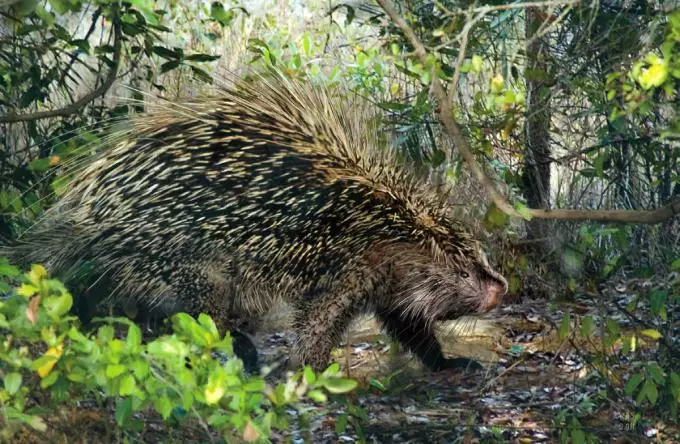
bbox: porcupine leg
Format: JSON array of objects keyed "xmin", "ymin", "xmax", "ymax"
[
  {"xmin": 290, "ymin": 296, "xmax": 356, "ymax": 372},
  {"xmin": 166, "ymin": 263, "xmax": 261, "ymax": 373},
  {"xmin": 289, "ymin": 266, "xmax": 378, "ymax": 372},
  {"xmin": 376, "ymin": 309, "xmax": 482, "ymax": 373}
]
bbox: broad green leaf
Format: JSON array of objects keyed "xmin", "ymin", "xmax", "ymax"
[
  {"xmin": 4, "ymin": 372, "xmax": 22, "ymax": 395},
  {"xmin": 43, "ymin": 292, "xmax": 73, "ymax": 319},
  {"xmin": 303, "ymin": 366, "xmax": 316, "ymax": 385},
  {"xmin": 307, "ymin": 389, "xmax": 327, "ymax": 403},
  {"xmin": 0, "ymin": 260, "xmax": 20, "ymax": 278},
  {"xmin": 119, "ymin": 375, "xmax": 136, "ymax": 396},
  {"xmin": 205, "ymin": 368, "xmax": 226, "ymax": 405},
  {"xmin": 40, "ymin": 370, "xmax": 59, "ymax": 388},
  {"xmin": 243, "ymin": 379, "xmax": 265, "ymax": 392},
  {"xmin": 647, "ymin": 363, "xmax": 664, "ymax": 384},
  {"xmin": 126, "ymin": 324, "xmax": 142, "ymax": 353},
  {"xmin": 115, "ymin": 398, "xmax": 133, "ymax": 426},
  {"xmin": 153, "ymin": 396, "xmax": 173, "ymax": 419},
  {"xmin": 639, "ymin": 379, "xmax": 658, "ymax": 406},
  {"xmin": 623, "ymin": 373, "xmax": 642, "ymax": 396},
  {"xmin": 106, "ymin": 364, "xmax": 127, "ymax": 379},
  {"xmin": 322, "ymin": 377, "xmax": 357, "ymax": 394}
]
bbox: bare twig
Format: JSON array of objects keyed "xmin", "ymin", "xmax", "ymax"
[
  {"xmin": 0, "ymin": 7, "xmax": 122, "ymax": 124},
  {"xmin": 375, "ymin": 0, "xmax": 680, "ymax": 224}
]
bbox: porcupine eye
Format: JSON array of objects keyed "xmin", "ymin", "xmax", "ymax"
[{"xmin": 460, "ymin": 271, "xmax": 470, "ymax": 278}]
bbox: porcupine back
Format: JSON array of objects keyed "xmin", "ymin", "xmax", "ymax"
[{"xmin": 4, "ymin": 70, "xmax": 495, "ymax": 324}]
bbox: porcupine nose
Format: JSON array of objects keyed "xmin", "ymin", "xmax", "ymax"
[{"xmin": 483, "ymin": 277, "xmax": 508, "ymax": 312}]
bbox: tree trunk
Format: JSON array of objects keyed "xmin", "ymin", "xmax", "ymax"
[{"xmin": 522, "ymin": 7, "xmax": 553, "ymax": 240}]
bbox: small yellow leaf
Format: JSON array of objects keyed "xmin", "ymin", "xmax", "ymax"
[
  {"xmin": 204, "ymin": 382, "xmax": 224, "ymax": 405},
  {"xmin": 491, "ymin": 74, "xmax": 504, "ymax": 93},
  {"xmin": 640, "ymin": 329, "xmax": 662, "ymax": 340},
  {"xmin": 37, "ymin": 343, "xmax": 63, "ymax": 378},
  {"xmin": 28, "ymin": 264, "xmax": 48, "ymax": 283},
  {"xmin": 16, "ymin": 283, "xmax": 38, "ymax": 298},
  {"xmin": 638, "ymin": 61, "xmax": 668, "ymax": 90}
]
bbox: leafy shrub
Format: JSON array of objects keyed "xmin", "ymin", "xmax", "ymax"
[{"xmin": 0, "ymin": 260, "xmax": 357, "ymax": 442}]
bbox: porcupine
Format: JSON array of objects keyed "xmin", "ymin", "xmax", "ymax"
[{"xmin": 3, "ymin": 70, "xmax": 508, "ymax": 373}]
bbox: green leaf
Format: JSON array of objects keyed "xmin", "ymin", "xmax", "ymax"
[
  {"xmin": 35, "ymin": 4, "xmax": 55, "ymax": 26},
  {"xmin": 130, "ymin": 0, "xmax": 161, "ymax": 25},
  {"xmin": 514, "ymin": 202, "xmax": 533, "ymax": 221},
  {"xmin": 16, "ymin": 283, "xmax": 38, "ymax": 298},
  {"xmin": 648, "ymin": 289, "xmax": 667, "ymax": 315},
  {"xmin": 172, "ymin": 313, "xmax": 210, "ymax": 347},
  {"xmin": 14, "ymin": 0, "xmax": 38, "ymax": 16},
  {"xmin": 130, "ymin": 359, "xmax": 149, "ymax": 380},
  {"xmin": 115, "ymin": 398, "xmax": 133, "ymax": 426},
  {"xmin": 322, "ymin": 377, "xmax": 357, "ymax": 394},
  {"xmin": 0, "ymin": 190, "xmax": 9, "ymax": 209},
  {"xmin": 205, "ymin": 367, "xmax": 226, "ymax": 405},
  {"xmin": 27, "ymin": 157, "xmax": 52, "ymax": 172},
  {"xmin": 334, "ymin": 413, "xmax": 348, "ymax": 434},
  {"xmin": 320, "ymin": 363, "xmax": 340, "ymax": 379},
  {"xmin": 243, "ymin": 379, "xmax": 265, "ymax": 392},
  {"xmin": 210, "ymin": 2, "xmax": 234, "ymax": 26},
  {"xmin": 197, "ymin": 313, "xmax": 219, "ymax": 341},
  {"xmin": 303, "ymin": 366, "xmax": 316, "ymax": 385},
  {"xmin": 106, "ymin": 364, "xmax": 127, "ymax": 379},
  {"xmin": 189, "ymin": 65, "xmax": 213, "ymax": 84},
  {"xmin": 184, "ymin": 53, "xmax": 220, "ymax": 62},
  {"xmin": 126, "ymin": 324, "xmax": 142, "ymax": 353},
  {"xmin": 369, "ymin": 378, "xmax": 386, "ymax": 392},
  {"xmin": 301, "ymin": 34, "xmax": 311, "ymax": 57},
  {"xmin": 43, "ymin": 292, "xmax": 73, "ymax": 319},
  {"xmin": 625, "ymin": 373, "xmax": 643, "ymax": 396},
  {"xmin": 152, "ymin": 46, "xmax": 182, "ymax": 59},
  {"xmin": 40, "ymin": 370, "xmax": 59, "ymax": 388},
  {"xmin": 0, "ymin": 260, "xmax": 21, "ymax": 278},
  {"xmin": 160, "ymin": 60, "xmax": 182, "ymax": 74},
  {"xmin": 47, "ymin": 0, "xmax": 63, "ymax": 13},
  {"xmin": 153, "ymin": 396, "xmax": 173, "ymax": 419},
  {"xmin": 640, "ymin": 379, "xmax": 658, "ymax": 406},
  {"xmin": 119, "ymin": 375, "xmax": 136, "ymax": 396},
  {"xmin": 647, "ymin": 363, "xmax": 664, "ymax": 384},
  {"xmin": 4, "ymin": 372, "xmax": 22, "ymax": 395},
  {"xmin": 670, "ymin": 258, "xmax": 680, "ymax": 271},
  {"xmin": 307, "ymin": 389, "xmax": 327, "ymax": 403}
]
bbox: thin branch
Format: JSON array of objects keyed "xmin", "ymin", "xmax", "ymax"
[
  {"xmin": 375, "ymin": 0, "xmax": 680, "ymax": 225},
  {"xmin": 0, "ymin": 7, "xmax": 121, "ymax": 124}
]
